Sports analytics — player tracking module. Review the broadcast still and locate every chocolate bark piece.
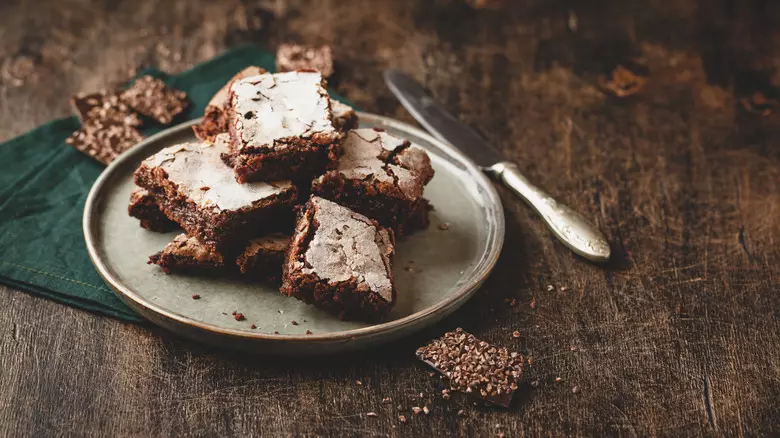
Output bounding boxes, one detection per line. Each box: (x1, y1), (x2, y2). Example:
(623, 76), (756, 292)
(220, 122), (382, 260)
(193, 66), (267, 142)
(276, 44), (334, 78)
(226, 71), (342, 183)
(66, 122), (144, 165)
(148, 233), (225, 274)
(280, 197), (396, 321)
(235, 233), (289, 280)
(416, 328), (524, 408)
(120, 75), (188, 124)
(310, 128), (434, 234)
(128, 187), (178, 232)
(70, 91), (142, 127)
(134, 134), (297, 253)
(331, 100), (358, 133)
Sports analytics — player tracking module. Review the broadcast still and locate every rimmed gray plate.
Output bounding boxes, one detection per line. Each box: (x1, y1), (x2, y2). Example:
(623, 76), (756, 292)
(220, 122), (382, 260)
(83, 113), (504, 355)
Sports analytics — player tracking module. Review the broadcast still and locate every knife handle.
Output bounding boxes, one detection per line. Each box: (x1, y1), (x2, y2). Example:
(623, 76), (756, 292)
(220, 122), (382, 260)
(489, 162), (611, 262)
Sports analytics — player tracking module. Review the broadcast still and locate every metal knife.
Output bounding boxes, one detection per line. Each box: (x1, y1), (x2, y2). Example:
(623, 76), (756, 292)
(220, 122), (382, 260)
(384, 70), (611, 262)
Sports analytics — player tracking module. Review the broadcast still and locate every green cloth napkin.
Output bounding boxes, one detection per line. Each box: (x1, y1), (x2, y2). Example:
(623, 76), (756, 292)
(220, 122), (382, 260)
(0, 45), (350, 323)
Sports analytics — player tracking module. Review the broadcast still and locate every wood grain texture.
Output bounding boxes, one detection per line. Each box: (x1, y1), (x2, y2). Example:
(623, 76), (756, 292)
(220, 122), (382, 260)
(1, 0), (779, 436)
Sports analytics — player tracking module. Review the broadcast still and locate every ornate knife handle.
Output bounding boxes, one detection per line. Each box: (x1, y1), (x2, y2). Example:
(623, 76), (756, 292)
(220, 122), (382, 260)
(488, 162), (611, 262)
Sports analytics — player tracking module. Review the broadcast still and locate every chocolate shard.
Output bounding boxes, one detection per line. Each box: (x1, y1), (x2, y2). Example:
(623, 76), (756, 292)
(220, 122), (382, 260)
(120, 75), (189, 125)
(416, 328), (524, 408)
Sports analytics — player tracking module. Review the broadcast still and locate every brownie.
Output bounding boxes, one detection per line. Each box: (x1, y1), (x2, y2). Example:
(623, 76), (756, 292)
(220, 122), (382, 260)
(120, 75), (188, 125)
(331, 100), (358, 133)
(276, 44), (334, 78)
(310, 128), (434, 233)
(235, 233), (289, 280)
(148, 233), (225, 274)
(128, 187), (178, 232)
(149, 232), (289, 279)
(193, 66), (267, 143)
(226, 71), (342, 183)
(416, 328), (524, 408)
(280, 197), (396, 321)
(134, 134), (298, 253)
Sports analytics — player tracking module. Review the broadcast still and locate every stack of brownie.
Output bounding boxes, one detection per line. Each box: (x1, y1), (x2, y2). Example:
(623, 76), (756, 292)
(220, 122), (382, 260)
(130, 67), (434, 321)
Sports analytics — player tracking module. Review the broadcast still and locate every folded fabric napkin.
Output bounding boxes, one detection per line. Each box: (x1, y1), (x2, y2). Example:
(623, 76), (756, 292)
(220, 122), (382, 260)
(0, 45), (352, 323)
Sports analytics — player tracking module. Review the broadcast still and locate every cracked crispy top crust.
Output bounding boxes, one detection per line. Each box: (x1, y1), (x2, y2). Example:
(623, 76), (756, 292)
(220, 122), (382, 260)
(160, 233), (224, 263)
(322, 128), (434, 199)
(229, 71), (339, 152)
(138, 135), (293, 211)
(299, 197), (394, 302)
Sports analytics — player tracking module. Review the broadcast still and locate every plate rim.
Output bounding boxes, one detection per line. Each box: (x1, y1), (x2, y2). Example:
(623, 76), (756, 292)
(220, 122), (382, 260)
(83, 112), (505, 349)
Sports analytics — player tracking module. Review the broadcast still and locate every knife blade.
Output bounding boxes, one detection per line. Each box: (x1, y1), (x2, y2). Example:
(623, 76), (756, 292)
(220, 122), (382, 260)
(384, 69), (611, 263)
(383, 70), (503, 168)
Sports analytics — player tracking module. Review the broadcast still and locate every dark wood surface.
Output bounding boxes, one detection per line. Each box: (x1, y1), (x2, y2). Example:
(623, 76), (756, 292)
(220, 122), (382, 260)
(1, 0), (779, 436)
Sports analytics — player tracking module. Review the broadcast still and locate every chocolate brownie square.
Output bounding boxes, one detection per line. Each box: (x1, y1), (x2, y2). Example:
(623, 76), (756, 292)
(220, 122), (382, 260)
(149, 232), (289, 280)
(280, 197), (396, 321)
(331, 100), (358, 133)
(310, 128), (434, 233)
(128, 187), (178, 232)
(236, 233), (289, 280)
(193, 66), (267, 143)
(226, 71), (342, 183)
(148, 233), (225, 274)
(134, 134), (297, 253)
(276, 44), (334, 78)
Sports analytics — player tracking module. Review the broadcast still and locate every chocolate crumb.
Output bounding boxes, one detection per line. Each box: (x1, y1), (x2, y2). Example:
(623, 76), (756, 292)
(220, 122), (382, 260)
(274, 331), (280, 334)
(250, 324), (257, 329)
(306, 330), (312, 335)
(291, 320), (298, 325)
(120, 75), (188, 124)
(438, 223), (450, 231)
(366, 412), (378, 418)
(231, 311), (237, 315)
(200, 186), (210, 191)
(372, 127), (385, 132)
(191, 294), (201, 300)
(234, 312), (245, 321)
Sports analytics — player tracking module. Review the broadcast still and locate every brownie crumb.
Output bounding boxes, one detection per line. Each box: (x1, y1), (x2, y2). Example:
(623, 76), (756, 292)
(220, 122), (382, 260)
(200, 186), (210, 191)
(191, 294), (201, 300)
(250, 324), (257, 329)
(305, 330), (312, 335)
(274, 331), (280, 334)
(291, 320), (298, 326)
(372, 127), (385, 132)
(234, 312), (245, 321)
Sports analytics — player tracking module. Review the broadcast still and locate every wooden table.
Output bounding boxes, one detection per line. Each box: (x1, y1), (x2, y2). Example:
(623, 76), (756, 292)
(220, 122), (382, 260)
(1, 0), (778, 436)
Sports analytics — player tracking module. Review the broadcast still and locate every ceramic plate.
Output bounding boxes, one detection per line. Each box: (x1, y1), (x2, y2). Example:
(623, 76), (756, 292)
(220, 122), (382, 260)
(84, 113), (504, 355)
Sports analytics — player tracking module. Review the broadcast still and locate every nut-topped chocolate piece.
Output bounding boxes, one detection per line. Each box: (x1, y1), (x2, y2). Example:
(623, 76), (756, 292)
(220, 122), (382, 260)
(134, 134), (297, 252)
(281, 196), (396, 321)
(276, 44), (334, 78)
(311, 128), (434, 234)
(226, 71), (342, 182)
(120, 75), (189, 124)
(416, 328), (524, 408)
